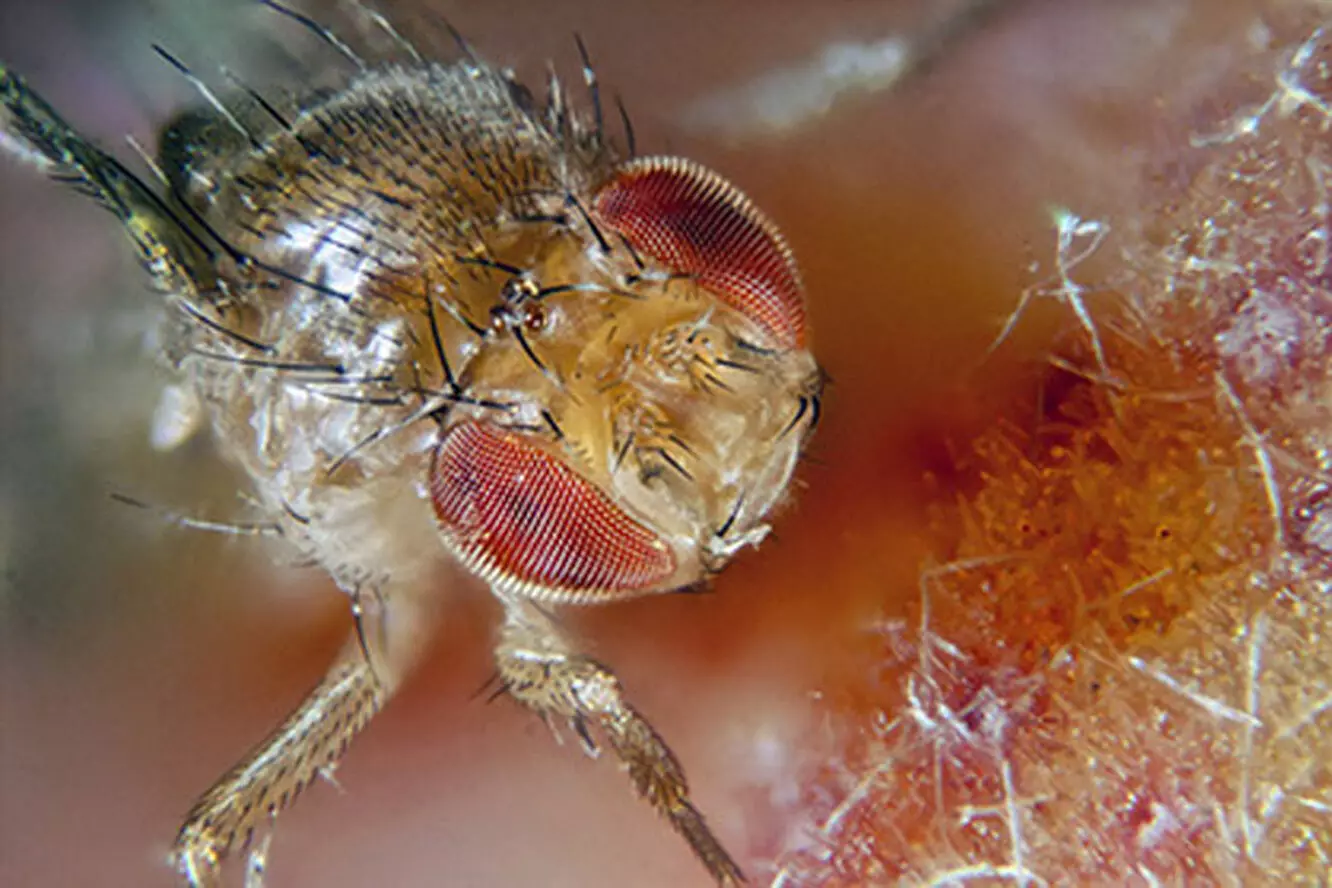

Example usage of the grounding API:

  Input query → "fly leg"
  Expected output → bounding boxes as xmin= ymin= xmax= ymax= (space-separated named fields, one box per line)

xmin=173 ymin=647 xmax=383 ymax=887
xmin=174 ymin=587 xmax=439 ymax=887
xmin=494 ymin=598 xmax=746 ymax=887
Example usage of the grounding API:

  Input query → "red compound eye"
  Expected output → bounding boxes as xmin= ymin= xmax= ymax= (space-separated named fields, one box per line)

xmin=593 ymin=156 xmax=807 ymax=348
xmin=430 ymin=420 xmax=676 ymax=598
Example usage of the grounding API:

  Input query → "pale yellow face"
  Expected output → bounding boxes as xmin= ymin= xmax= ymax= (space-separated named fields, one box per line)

xmin=426 ymin=154 xmax=823 ymax=604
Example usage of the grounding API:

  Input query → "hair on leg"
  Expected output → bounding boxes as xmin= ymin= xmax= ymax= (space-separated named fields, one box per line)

xmin=173 ymin=587 xmax=438 ymax=887
xmin=493 ymin=598 xmax=746 ymax=887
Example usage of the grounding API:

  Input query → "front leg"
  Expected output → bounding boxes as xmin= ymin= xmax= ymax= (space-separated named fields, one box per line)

xmin=174 ymin=587 xmax=438 ymax=886
xmin=495 ymin=599 xmax=746 ymax=886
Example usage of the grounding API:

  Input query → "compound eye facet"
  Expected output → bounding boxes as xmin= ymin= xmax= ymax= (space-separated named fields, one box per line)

xmin=429 ymin=420 xmax=676 ymax=599
xmin=592 ymin=156 xmax=807 ymax=349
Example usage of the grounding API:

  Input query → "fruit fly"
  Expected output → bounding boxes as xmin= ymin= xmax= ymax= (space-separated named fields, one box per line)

xmin=0 ymin=2 xmax=821 ymax=884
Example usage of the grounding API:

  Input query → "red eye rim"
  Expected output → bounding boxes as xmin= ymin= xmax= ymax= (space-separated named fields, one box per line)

xmin=429 ymin=420 xmax=677 ymax=601
xmin=592 ymin=156 xmax=808 ymax=349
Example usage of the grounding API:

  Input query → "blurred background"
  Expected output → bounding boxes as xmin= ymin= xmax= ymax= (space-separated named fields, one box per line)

xmin=0 ymin=1 xmax=1299 ymax=885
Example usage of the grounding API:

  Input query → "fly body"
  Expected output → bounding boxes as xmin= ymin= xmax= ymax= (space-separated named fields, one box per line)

xmin=0 ymin=4 xmax=821 ymax=885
